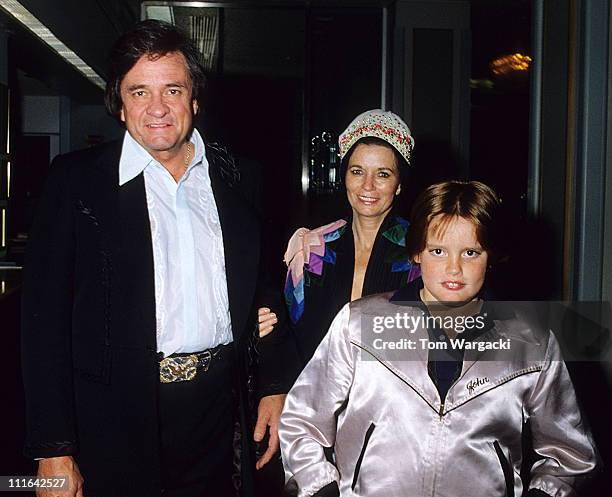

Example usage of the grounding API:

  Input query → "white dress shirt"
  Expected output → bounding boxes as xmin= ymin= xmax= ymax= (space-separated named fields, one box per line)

xmin=118 ymin=129 xmax=233 ymax=356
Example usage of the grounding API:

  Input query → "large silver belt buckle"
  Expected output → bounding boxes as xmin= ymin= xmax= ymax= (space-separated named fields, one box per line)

xmin=159 ymin=351 xmax=212 ymax=383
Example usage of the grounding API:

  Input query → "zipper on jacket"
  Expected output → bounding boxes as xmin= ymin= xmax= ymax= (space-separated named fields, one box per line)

xmin=427 ymin=404 xmax=446 ymax=497
xmin=493 ymin=440 xmax=515 ymax=497
xmin=429 ymin=410 xmax=445 ymax=497
xmin=351 ymin=422 xmax=376 ymax=491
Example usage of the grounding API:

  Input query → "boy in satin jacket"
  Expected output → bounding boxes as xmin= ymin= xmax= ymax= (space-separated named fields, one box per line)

xmin=279 ymin=180 xmax=598 ymax=497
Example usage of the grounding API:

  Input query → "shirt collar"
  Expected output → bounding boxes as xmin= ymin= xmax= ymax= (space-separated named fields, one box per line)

xmin=118 ymin=128 xmax=206 ymax=186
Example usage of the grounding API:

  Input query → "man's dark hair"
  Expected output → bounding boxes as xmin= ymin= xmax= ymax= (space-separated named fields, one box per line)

xmin=104 ymin=19 xmax=206 ymax=118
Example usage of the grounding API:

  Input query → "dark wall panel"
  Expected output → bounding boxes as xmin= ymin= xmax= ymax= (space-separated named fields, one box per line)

xmin=412 ymin=28 xmax=453 ymax=148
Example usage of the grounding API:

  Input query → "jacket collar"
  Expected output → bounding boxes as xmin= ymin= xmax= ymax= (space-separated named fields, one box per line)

xmin=117 ymin=129 xmax=206 ymax=186
xmin=356 ymin=296 xmax=545 ymax=414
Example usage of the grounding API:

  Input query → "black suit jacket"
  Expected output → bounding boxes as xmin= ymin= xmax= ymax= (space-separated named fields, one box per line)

xmin=21 ymin=138 xmax=274 ymax=496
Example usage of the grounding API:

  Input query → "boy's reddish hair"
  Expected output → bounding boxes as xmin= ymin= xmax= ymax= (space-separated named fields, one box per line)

xmin=406 ymin=180 xmax=502 ymax=262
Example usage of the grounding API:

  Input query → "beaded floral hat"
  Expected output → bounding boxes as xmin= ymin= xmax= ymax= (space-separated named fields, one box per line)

xmin=338 ymin=109 xmax=415 ymax=165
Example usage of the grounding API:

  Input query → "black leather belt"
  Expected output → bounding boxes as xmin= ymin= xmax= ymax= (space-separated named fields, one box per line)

xmin=158 ymin=343 xmax=230 ymax=383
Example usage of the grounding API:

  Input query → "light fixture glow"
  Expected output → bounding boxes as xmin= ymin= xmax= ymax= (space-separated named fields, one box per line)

xmin=6 ymin=161 xmax=10 ymax=198
xmin=0 ymin=1 xmax=105 ymax=89
xmin=490 ymin=53 xmax=532 ymax=76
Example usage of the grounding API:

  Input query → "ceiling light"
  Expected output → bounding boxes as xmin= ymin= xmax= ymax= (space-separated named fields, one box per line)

xmin=0 ymin=0 xmax=105 ymax=90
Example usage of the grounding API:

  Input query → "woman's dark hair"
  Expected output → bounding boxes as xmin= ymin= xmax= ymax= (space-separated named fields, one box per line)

xmin=340 ymin=137 xmax=410 ymax=187
xmin=104 ymin=20 xmax=206 ymax=118
xmin=406 ymin=180 xmax=502 ymax=263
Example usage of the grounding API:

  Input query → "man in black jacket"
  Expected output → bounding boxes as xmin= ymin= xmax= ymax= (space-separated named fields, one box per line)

xmin=21 ymin=20 xmax=286 ymax=497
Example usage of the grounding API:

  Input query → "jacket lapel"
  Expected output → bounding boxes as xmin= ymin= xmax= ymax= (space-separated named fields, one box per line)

xmin=208 ymin=149 xmax=259 ymax=343
xmin=94 ymin=142 xmax=157 ymax=350
xmin=116 ymin=173 xmax=157 ymax=350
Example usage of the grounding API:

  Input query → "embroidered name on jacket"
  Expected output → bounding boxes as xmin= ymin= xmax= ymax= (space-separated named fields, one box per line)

xmin=466 ymin=377 xmax=490 ymax=394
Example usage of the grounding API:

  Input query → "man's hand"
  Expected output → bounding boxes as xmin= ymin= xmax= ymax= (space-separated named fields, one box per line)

xmin=37 ymin=456 xmax=84 ymax=497
xmin=257 ymin=307 xmax=278 ymax=338
xmin=253 ymin=394 xmax=286 ymax=470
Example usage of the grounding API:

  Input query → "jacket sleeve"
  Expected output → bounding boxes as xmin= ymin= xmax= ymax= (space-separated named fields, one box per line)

xmin=241 ymin=155 xmax=302 ymax=397
xmin=254 ymin=282 xmax=302 ymax=397
xmin=21 ymin=155 xmax=78 ymax=458
xmin=279 ymin=304 xmax=353 ymax=497
xmin=526 ymin=331 xmax=599 ymax=496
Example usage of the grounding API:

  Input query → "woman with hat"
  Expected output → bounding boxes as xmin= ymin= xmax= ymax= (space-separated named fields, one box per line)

xmin=258 ymin=109 xmax=420 ymax=369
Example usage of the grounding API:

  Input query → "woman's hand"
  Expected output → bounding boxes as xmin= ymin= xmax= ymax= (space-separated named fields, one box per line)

xmin=258 ymin=307 xmax=278 ymax=338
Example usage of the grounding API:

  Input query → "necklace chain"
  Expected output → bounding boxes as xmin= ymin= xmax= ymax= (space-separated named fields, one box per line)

xmin=184 ymin=142 xmax=192 ymax=169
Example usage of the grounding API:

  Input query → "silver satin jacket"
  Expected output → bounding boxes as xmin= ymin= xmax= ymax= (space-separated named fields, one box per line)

xmin=279 ymin=294 xmax=598 ymax=497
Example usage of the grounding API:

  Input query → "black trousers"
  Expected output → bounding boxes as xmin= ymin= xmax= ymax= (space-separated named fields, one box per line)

xmin=158 ymin=348 xmax=235 ymax=497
